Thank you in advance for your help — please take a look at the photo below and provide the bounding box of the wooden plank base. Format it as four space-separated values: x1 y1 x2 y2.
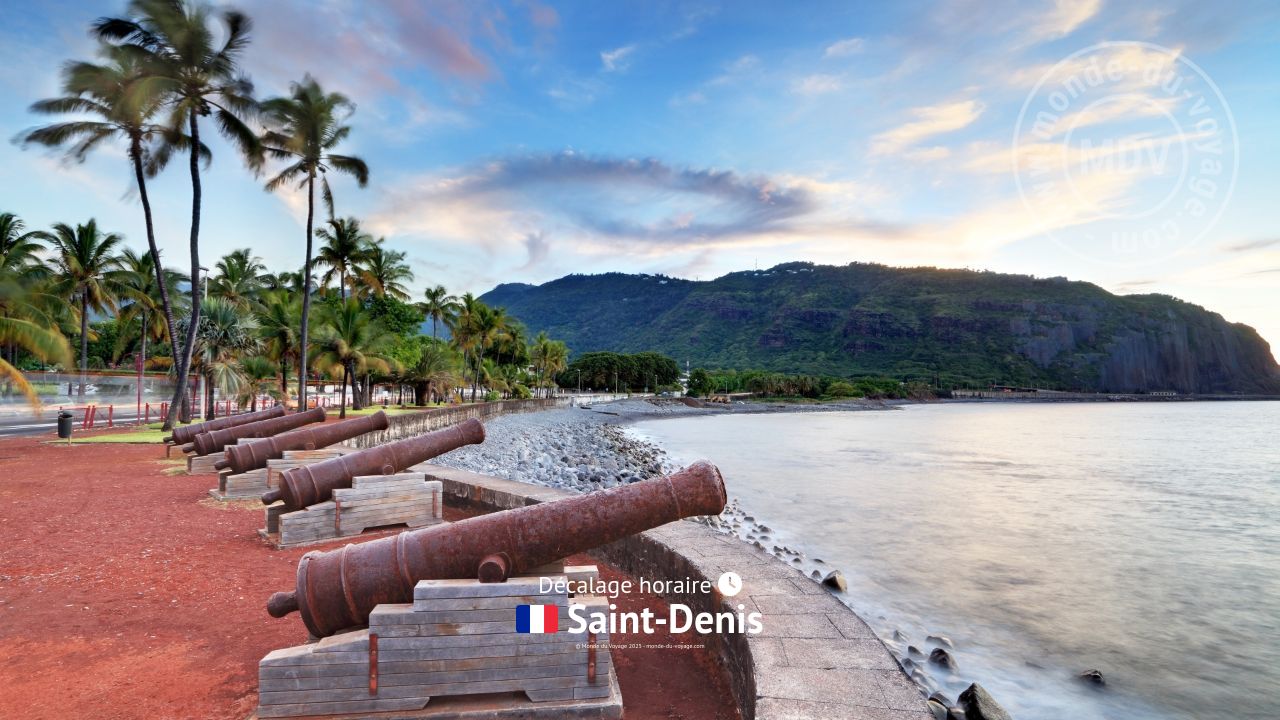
255 570 618 719
265 474 445 549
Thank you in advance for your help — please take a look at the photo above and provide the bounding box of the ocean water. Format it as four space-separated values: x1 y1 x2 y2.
630 402 1280 720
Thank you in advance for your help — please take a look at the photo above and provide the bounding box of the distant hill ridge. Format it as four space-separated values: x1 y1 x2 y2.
480 261 1280 394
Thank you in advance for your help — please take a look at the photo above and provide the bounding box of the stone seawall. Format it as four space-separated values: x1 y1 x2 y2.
416 462 932 720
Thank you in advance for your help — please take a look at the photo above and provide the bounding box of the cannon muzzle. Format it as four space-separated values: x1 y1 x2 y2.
261 418 485 509
164 405 286 444
268 460 726 637
217 411 390 474
185 407 326 456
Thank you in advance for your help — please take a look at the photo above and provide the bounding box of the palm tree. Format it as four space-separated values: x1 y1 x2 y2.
0 276 72 411
20 44 199 400
530 332 569 398
448 293 484 401
0 213 53 370
46 220 127 398
113 248 184 373
419 285 457 340
313 217 370 301
256 290 299 400
409 339 461 406
311 298 389 419
259 76 369 412
356 238 413 300
95 0 261 429
0 213 50 278
183 296 260 419
210 248 265 308
237 355 281 411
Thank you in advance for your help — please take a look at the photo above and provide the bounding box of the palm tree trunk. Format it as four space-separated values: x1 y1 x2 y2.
339 363 348 420
279 356 289 399
78 294 88 400
131 137 178 429
166 113 204 428
298 172 315 411
349 362 360 412
205 372 214 420
339 270 346 302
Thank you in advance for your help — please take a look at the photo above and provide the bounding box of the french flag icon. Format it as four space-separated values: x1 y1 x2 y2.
515 604 559 634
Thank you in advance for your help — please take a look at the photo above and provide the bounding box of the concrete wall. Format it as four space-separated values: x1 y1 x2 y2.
416 463 932 720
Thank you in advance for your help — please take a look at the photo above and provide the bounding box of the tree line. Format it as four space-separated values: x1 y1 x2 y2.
0 214 573 418
0 0 577 424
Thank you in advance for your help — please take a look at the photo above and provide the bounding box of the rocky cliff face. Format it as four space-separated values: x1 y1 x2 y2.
481 263 1280 394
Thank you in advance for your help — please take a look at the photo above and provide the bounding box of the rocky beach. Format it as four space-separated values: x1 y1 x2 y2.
432 398 1008 717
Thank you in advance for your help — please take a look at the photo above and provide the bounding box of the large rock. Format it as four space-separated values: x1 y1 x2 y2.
929 647 957 670
821 570 847 592
958 683 1013 720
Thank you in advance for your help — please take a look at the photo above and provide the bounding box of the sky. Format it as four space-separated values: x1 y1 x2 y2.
2 0 1278 353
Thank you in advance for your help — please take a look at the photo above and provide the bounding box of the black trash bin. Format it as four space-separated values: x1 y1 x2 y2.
57 411 74 440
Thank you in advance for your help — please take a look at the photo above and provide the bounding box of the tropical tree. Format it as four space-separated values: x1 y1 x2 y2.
408 339 461 406
113 247 184 371
237 354 282 411
259 75 368 411
0 213 50 279
20 43 198 394
356 238 413 301
46 220 127 398
1 213 54 371
95 0 261 428
311 298 389 419
256 290 299 399
183 296 260 419
530 332 568 397
209 248 265 308
419 285 456 340
313 216 370 301
0 276 72 410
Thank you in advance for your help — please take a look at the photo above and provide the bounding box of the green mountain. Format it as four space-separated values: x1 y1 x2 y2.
480 262 1280 394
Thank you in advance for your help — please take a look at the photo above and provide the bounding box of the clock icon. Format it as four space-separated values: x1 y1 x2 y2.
717 571 743 597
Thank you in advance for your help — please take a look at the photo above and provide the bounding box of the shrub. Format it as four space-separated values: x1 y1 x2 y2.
826 381 859 398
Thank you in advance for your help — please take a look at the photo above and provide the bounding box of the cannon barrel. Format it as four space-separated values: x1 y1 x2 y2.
267 460 726 637
261 418 486 509
184 407 326 456
164 405 285 444
214 411 391 473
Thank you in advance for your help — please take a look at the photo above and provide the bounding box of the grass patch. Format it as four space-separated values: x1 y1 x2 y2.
52 428 169 444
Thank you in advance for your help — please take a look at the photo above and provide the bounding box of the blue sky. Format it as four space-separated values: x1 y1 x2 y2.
2 0 1278 352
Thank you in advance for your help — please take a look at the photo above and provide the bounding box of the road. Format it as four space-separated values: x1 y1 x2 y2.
0 405 156 439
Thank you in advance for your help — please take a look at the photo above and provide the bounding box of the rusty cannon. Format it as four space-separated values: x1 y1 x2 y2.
164 404 285 445
184 406 327 456
213 410 390 473
266 460 726 637
261 418 486 510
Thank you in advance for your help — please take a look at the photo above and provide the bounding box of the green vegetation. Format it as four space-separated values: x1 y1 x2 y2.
3 1 578 417
483 263 1280 394
687 368 929 400
54 427 168 444
556 351 680 392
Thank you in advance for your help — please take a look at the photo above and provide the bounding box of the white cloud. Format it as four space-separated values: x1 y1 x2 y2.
1027 0 1102 43
600 45 636 72
824 37 864 58
791 74 842 96
870 99 985 155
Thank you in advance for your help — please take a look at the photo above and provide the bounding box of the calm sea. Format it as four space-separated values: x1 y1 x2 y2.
630 402 1280 720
